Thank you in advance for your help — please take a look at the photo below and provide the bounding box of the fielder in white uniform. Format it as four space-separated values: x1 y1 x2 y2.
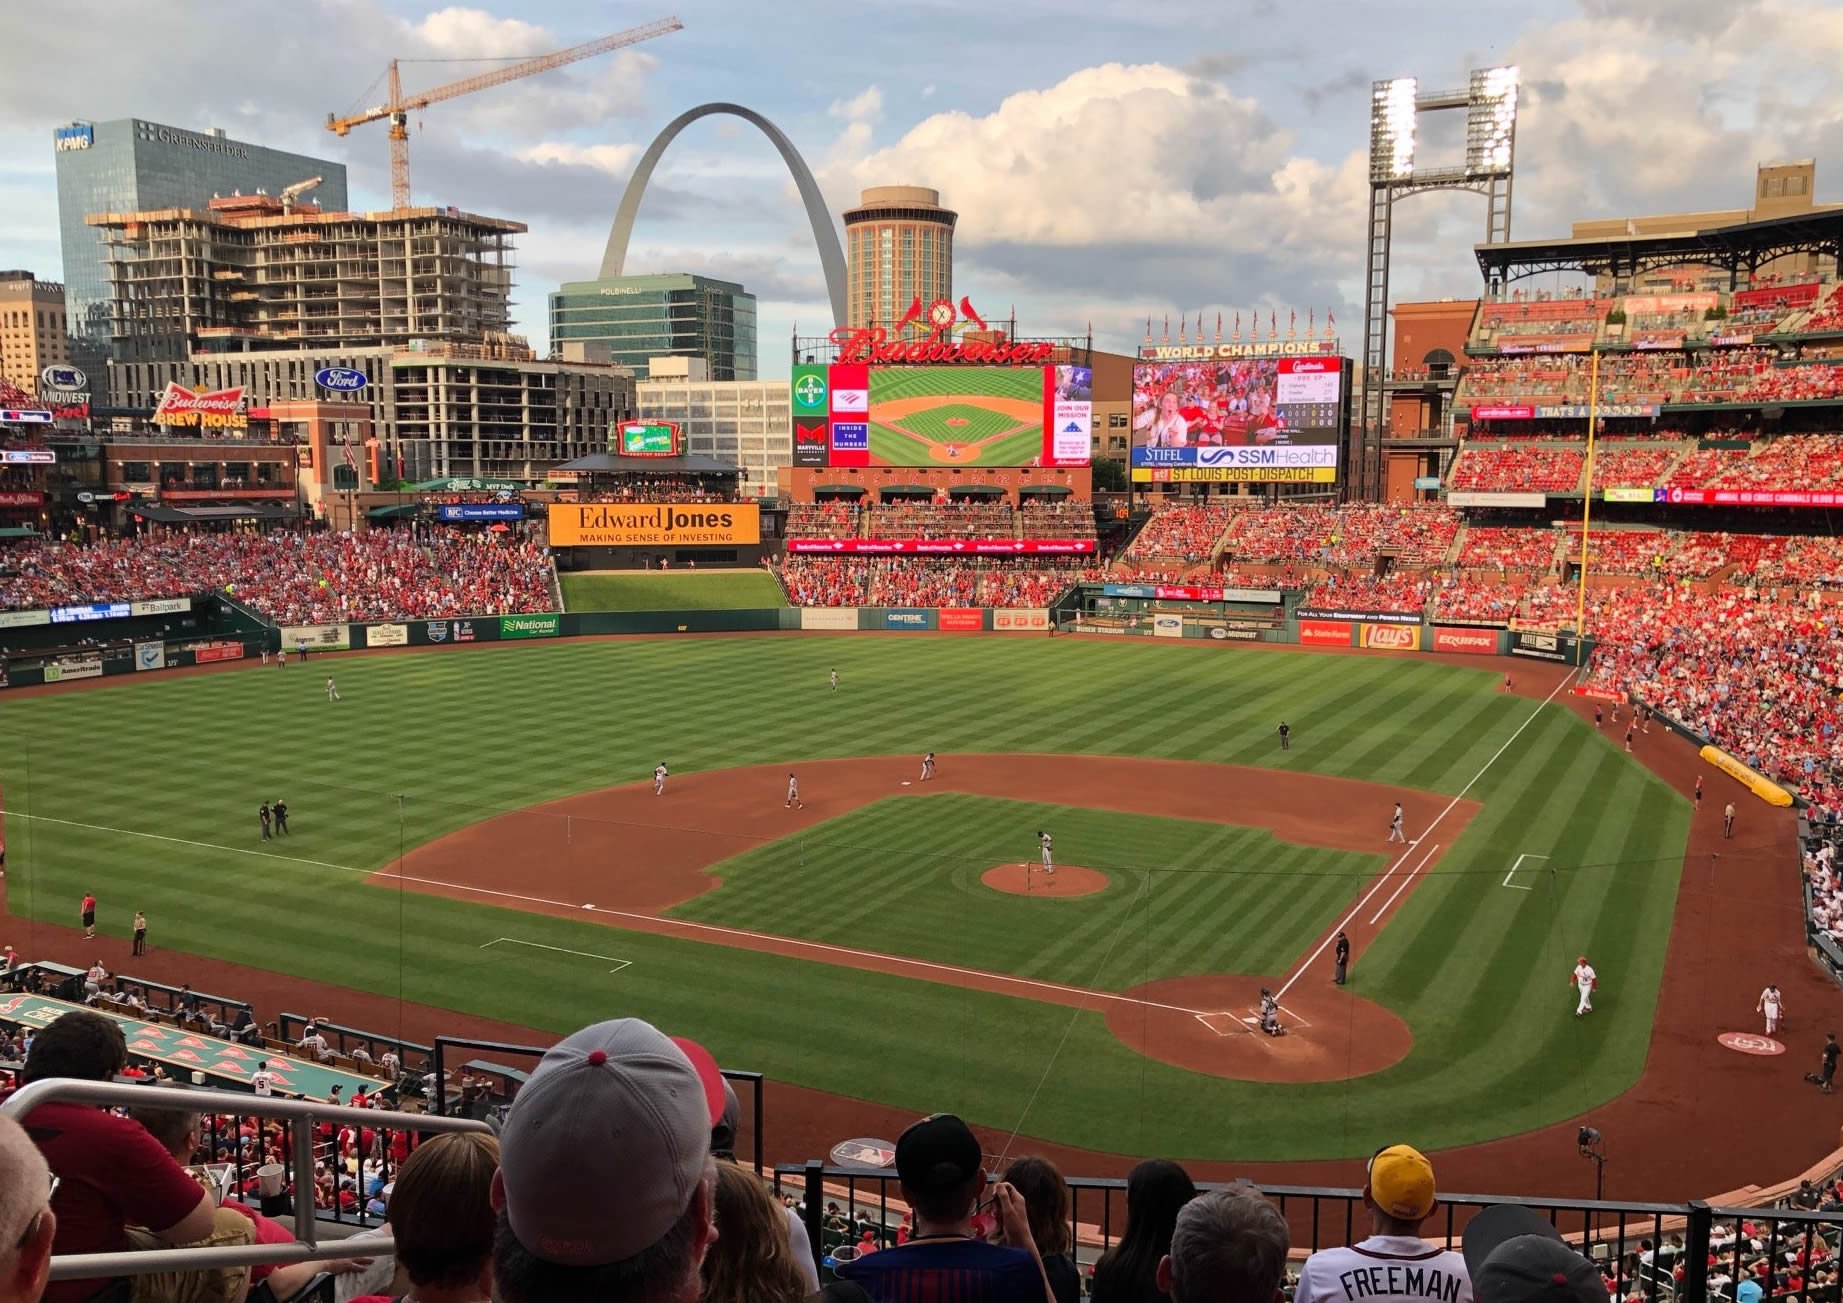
1039 830 1055 875
786 773 804 809
1758 983 1785 1035
654 763 669 797
829 668 839 692
1387 803 1405 843
920 752 935 781
1572 956 1597 1016
325 676 340 701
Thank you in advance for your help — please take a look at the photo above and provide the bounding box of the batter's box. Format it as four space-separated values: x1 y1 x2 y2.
1194 1011 1249 1038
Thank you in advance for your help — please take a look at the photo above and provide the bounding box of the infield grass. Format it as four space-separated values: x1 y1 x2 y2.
558 569 788 611
0 637 1694 1160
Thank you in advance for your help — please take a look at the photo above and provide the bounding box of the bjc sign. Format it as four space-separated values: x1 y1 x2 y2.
1432 626 1499 654
1299 619 1352 646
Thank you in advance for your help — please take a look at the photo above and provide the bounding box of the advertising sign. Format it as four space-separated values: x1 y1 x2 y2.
367 623 410 647
282 624 349 651
548 503 760 548
1360 623 1422 651
0 410 53 425
799 608 858 631
1294 607 1421 625
54 123 93 151
1298 618 1353 646
1510 630 1570 662
1131 355 1345 483
993 608 1050 631
313 367 369 394
784 538 1094 556
1049 364 1094 466
1153 614 1184 638
1137 339 1341 362
41 364 87 392
0 610 49 629
438 503 525 522
1099 583 1281 604
2 450 54 463
619 423 680 457
1432 626 1501 654
500 614 560 640
152 383 247 431
828 362 870 468
1413 477 1441 490
1467 404 1535 420
884 608 930 630
193 642 245 664
791 363 829 468
822 364 1081 469
130 598 190 617
1602 488 1655 503
51 602 131 624
134 642 166 672
1446 492 1547 509
1659 487 1843 508
938 608 984 632
1533 403 1658 420
0 491 44 507
44 653 103 682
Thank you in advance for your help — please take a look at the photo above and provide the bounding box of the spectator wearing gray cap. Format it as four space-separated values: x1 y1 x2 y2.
1462 1205 1610 1303
1155 1187 1290 1303
489 1018 726 1303
0 1113 56 1303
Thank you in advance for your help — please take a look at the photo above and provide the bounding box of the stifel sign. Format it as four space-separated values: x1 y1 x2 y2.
153 383 248 430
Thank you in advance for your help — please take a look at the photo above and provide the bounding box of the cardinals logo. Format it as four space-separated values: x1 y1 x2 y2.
893 294 995 339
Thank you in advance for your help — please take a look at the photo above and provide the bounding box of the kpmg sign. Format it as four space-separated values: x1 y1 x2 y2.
314 367 369 394
53 123 93 152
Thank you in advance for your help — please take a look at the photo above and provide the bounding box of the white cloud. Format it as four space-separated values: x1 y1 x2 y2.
406 7 555 56
827 87 885 125
515 141 642 176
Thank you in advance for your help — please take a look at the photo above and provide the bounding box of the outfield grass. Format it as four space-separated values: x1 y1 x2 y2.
559 570 787 612
0 638 1691 1159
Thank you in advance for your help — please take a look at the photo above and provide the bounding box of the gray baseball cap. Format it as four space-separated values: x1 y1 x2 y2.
1463 1205 1609 1303
497 1019 719 1266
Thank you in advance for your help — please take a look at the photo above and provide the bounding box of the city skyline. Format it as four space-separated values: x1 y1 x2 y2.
1 0 1841 378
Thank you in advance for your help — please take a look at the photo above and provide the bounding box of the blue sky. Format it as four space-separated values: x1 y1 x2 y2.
2 0 1840 377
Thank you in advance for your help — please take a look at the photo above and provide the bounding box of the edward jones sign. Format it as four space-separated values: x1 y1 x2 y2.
547 503 761 548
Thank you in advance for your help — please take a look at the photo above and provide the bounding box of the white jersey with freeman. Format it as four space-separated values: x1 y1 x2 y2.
1293 1235 1473 1303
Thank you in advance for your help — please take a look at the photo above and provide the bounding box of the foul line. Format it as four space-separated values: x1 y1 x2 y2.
2 811 1211 1020
1274 669 1575 1001
1367 843 1441 926
1503 853 1550 891
480 937 632 973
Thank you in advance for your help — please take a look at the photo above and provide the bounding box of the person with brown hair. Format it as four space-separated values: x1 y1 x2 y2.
699 1162 807 1303
350 1132 500 1303
999 1158 1078 1303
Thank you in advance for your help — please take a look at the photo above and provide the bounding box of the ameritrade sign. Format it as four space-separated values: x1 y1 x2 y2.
785 538 1094 556
283 624 349 651
1660 488 1843 508
500 614 560 640
152 383 247 430
44 653 103 682
548 503 761 548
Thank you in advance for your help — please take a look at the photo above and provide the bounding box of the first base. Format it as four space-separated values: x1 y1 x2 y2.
901 781 912 786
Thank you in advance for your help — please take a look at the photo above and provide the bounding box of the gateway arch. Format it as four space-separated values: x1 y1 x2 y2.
598 102 848 329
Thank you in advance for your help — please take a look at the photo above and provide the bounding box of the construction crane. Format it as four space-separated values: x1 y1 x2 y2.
279 176 323 214
326 16 683 210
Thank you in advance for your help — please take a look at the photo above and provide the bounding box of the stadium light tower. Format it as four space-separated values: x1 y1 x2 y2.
1356 66 1520 500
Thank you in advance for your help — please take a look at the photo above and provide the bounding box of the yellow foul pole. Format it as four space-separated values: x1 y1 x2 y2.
1573 348 1601 670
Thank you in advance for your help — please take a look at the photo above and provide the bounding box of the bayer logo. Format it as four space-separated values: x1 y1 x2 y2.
794 374 827 408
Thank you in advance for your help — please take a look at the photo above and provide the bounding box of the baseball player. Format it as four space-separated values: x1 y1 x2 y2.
785 773 804 810
920 752 936 781
1038 830 1055 875
654 763 669 797
1277 721 1290 750
1624 725 1634 753
1572 955 1598 1016
1387 803 1406 843
325 676 341 702
1759 983 1786 1036
829 667 839 692
276 647 287 667
1258 988 1283 1036
1724 802 1736 838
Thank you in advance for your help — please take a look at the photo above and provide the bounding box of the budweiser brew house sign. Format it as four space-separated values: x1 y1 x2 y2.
152 383 249 431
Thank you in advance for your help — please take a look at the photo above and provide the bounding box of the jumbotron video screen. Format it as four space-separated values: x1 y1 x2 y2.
1130 355 1349 483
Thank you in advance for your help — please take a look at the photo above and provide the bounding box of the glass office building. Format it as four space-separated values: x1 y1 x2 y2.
53 118 348 397
549 273 757 381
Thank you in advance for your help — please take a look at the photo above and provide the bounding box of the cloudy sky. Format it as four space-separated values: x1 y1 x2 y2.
3 0 1840 376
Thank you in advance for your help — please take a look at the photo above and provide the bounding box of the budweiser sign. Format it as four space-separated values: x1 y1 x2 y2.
829 327 1055 367
152 383 248 430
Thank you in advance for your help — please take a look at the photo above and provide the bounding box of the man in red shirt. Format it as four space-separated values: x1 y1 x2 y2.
78 894 96 942
20 1011 253 1303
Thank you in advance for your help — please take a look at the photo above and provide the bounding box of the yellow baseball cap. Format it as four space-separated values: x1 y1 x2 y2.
1368 1144 1436 1220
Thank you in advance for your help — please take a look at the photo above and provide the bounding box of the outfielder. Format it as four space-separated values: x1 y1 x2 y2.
920 752 936 781
654 763 669 797
785 772 804 810
1038 830 1055 875
325 676 341 702
1759 983 1785 1036
1572 955 1598 1016
1387 803 1406 843
829 667 839 692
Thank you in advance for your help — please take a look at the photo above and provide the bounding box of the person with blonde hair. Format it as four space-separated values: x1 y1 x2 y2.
0 1113 56 1303
699 1162 807 1303
351 1132 500 1303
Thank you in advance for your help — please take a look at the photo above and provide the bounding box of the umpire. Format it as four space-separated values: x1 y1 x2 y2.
1278 721 1291 751
1809 1032 1839 1094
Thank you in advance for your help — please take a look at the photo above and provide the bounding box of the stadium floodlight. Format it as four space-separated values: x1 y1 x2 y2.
1465 65 1520 177
1369 78 1418 183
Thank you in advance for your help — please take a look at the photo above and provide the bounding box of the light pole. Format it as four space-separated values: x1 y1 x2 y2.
1578 1126 1607 1251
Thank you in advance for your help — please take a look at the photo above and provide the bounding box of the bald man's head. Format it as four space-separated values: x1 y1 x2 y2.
0 1113 55 1303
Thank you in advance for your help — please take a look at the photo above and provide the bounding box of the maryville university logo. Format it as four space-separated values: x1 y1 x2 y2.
830 294 1055 367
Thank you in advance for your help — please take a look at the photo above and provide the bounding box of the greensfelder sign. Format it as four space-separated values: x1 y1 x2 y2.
500 614 560 640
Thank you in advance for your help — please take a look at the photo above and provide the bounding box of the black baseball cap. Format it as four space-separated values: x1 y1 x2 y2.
896 1113 984 1197
1463 1205 1609 1303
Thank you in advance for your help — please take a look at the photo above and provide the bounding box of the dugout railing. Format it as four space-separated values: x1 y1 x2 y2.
777 1161 1843 1299
1 1078 492 1287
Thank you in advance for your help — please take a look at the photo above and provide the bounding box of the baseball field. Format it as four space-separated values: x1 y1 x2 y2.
0 634 1820 1193
867 366 1044 466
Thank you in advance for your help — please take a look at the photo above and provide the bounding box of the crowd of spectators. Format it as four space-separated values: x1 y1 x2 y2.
1448 446 1586 493
1457 526 1559 573
574 477 747 503
1459 346 1843 407
1220 505 1458 568
1123 502 1236 565
1302 572 1429 614
775 557 1090 607
1803 284 1843 334
867 502 1015 540
785 503 861 541
0 528 556 622
1663 435 1843 492
1566 528 1670 577
1017 501 1098 540
1425 578 1534 625
1589 445 1683 491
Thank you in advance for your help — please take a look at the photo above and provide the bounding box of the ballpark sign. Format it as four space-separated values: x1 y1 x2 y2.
153 383 247 430
547 503 761 548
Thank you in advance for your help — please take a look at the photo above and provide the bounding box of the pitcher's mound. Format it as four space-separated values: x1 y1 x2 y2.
981 864 1108 897
1106 974 1412 1083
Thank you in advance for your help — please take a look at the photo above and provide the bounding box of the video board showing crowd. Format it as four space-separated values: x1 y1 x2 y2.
1129 354 1348 483
790 364 1090 470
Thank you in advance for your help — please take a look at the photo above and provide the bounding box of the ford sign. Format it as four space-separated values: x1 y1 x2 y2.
314 367 369 393
41 364 87 392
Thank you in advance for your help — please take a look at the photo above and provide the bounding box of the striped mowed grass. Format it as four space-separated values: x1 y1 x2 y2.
0 636 1689 1159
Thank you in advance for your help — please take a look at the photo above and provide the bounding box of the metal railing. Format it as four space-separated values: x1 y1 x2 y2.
775 1163 1843 1298
3 1078 490 1284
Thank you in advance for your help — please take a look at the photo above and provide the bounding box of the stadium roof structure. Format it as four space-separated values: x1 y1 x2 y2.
1475 209 1843 285
552 453 743 477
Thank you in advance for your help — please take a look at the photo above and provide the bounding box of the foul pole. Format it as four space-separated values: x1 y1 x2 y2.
1573 348 1601 670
